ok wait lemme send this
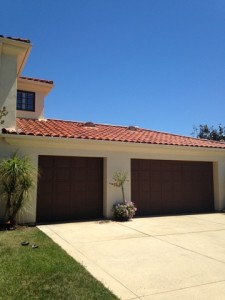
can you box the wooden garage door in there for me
[37,156,103,223]
[131,159,214,215]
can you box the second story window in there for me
[17,90,35,111]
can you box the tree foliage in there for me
[192,124,225,141]
[110,171,128,204]
[0,153,35,224]
[0,106,8,125]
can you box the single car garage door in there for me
[131,159,214,215]
[37,156,103,223]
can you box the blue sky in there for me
[1,0,225,136]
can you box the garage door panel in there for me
[151,182,161,192]
[55,168,70,181]
[162,161,181,171]
[144,171,151,180]
[88,158,101,168]
[55,182,70,193]
[38,158,53,180]
[55,157,71,168]
[131,172,139,181]
[37,156,103,223]
[141,179,150,188]
[131,159,214,216]
[137,160,150,171]
[39,156,53,167]
[73,181,86,191]
[130,159,139,170]
[150,193,162,211]
[151,170,161,180]
[150,160,161,170]
[53,202,68,217]
[40,169,52,181]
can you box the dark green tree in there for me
[192,124,225,141]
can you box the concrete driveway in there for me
[38,213,225,300]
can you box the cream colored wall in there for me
[2,135,225,223]
[0,54,17,129]
[17,78,53,120]
[16,91,45,120]
[213,160,225,210]
[0,38,31,130]
[105,154,131,217]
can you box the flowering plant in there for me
[113,201,137,221]
[110,171,137,221]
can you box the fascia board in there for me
[2,134,225,156]
[17,77,53,94]
[0,38,32,76]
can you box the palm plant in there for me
[0,153,35,224]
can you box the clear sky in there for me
[1,0,225,136]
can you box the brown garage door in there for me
[131,159,214,215]
[37,156,103,223]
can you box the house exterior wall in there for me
[0,53,17,129]
[16,78,53,120]
[1,36,225,224]
[1,135,225,224]
[16,91,45,120]
[0,38,31,129]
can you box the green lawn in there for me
[0,227,119,300]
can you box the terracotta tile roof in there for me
[19,76,53,85]
[0,35,30,43]
[2,118,225,149]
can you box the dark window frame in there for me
[17,90,35,112]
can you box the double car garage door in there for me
[37,156,214,223]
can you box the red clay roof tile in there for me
[2,118,225,149]
[0,35,30,43]
[19,76,53,85]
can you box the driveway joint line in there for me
[155,235,225,265]
[116,222,225,265]
[118,222,225,237]
[153,228,225,237]
[185,214,225,226]
[45,225,140,299]
[115,222,154,237]
[68,235,149,244]
[138,279,225,298]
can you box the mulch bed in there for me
[0,223,30,231]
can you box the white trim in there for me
[2,134,225,155]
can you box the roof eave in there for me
[2,133,225,154]
[17,77,54,94]
[17,45,31,76]
[0,36,32,76]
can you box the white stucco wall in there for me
[0,38,31,130]
[16,91,45,120]
[0,54,17,129]
[16,78,53,120]
[1,135,225,224]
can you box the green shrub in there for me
[0,153,35,224]
[112,201,137,221]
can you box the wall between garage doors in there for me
[1,135,225,223]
